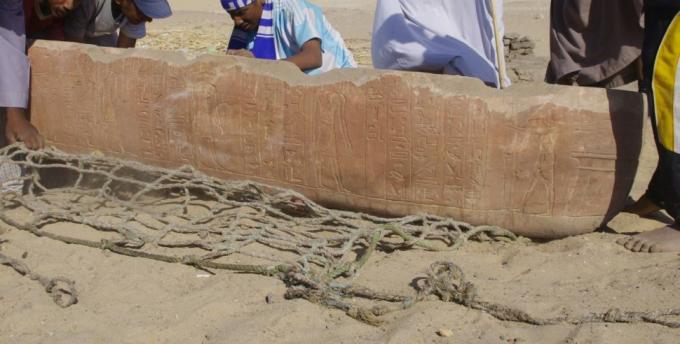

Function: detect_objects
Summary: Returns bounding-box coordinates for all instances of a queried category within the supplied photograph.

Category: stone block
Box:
[27,41,645,239]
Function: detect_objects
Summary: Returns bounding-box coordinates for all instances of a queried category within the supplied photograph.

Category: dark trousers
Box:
[643,4,680,220]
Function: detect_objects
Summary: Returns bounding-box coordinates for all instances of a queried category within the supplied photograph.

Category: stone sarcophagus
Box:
[27,41,645,239]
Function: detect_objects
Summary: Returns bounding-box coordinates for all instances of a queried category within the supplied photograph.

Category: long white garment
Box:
[372,0,510,88]
[0,0,30,108]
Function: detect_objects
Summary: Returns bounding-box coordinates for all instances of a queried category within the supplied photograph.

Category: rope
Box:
[1,143,678,328]
[416,261,680,328]
[0,243,78,308]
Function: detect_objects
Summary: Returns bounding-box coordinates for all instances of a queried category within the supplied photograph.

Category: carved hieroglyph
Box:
[27,41,644,238]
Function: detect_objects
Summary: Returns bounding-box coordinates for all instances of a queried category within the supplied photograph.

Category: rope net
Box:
[1,144,679,328]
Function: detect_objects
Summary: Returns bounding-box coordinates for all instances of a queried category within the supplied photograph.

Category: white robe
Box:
[0,0,30,108]
[371,0,510,88]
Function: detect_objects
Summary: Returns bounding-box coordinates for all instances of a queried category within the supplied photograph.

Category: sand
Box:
[2,1,679,343]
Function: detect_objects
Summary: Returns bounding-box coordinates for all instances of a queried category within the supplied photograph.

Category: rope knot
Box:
[417,261,478,305]
[181,255,201,265]
[99,240,113,250]
[45,277,78,308]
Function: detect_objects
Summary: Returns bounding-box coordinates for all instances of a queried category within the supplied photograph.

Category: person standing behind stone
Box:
[221,0,357,75]
[0,0,46,150]
[545,0,644,87]
[617,0,680,253]
[63,0,171,48]
[371,0,511,88]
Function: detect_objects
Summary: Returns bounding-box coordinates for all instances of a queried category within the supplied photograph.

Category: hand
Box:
[5,108,45,150]
[116,33,137,48]
[227,49,255,58]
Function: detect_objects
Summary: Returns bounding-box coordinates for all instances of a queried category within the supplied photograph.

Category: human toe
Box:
[631,239,647,252]
[616,236,632,246]
[624,238,642,250]
[639,242,652,252]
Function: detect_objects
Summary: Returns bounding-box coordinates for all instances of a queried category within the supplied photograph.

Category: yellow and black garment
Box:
[653,12,680,153]
[644,3,680,221]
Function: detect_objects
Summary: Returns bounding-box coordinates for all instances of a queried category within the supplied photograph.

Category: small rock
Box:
[21,251,28,259]
[437,329,454,337]
[265,293,275,304]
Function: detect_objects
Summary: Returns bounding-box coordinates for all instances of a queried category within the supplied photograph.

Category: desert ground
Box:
[1,1,679,343]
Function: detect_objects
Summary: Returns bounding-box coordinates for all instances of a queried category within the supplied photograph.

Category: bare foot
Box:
[616,225,680,253]
[624,194,661,217]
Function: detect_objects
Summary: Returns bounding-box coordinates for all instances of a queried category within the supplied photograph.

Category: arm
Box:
[283,2,326,72]
[227,28,251,50]
[284,39,322,71]
[65,32,85,43]
[118,22,145,48]
[227,49,254,57]
[116,32,137,48]
[225,28,254,57]
[63,2,92,43]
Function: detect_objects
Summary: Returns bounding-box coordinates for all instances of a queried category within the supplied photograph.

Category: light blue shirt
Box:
[229,0,357,75]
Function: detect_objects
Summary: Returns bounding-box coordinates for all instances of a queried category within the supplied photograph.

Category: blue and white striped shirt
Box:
[228,0,357,75]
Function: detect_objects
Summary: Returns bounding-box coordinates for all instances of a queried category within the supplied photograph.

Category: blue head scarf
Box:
[220,0,254,11]
[222,0,277,60]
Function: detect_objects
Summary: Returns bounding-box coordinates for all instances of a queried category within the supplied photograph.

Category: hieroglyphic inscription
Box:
[411,91,443,204]
[282,85,308,185]
[442,97,468,209]
[28,42,644,237]
[463,99,489,211]
[164,68,192,164]
[365,83,387,200]
[385,78,411,202]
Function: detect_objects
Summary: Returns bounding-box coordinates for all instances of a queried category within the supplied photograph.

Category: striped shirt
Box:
[228,0,356,75]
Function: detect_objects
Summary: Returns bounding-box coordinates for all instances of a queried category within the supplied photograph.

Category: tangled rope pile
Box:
[1,144,679,328]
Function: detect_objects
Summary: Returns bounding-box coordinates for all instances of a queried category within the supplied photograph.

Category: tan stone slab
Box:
[27,41,645,239]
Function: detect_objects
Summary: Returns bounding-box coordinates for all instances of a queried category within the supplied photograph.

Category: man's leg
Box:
[618,8,680,252]
[624,193,661,217]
